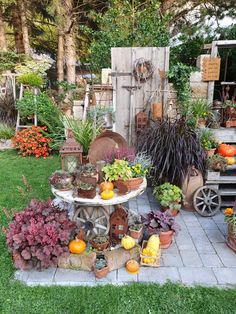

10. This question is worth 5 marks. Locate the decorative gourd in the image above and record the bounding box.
[125,259,140,274]
[143,257,155,264]
[69,238,86,254]
[101,189,115,200]
[225,157,235,165]
[100,181,114,192]
[146,234,160,252]
[218,144,236,157]
[121,235,135,250]
[142,247,157,257]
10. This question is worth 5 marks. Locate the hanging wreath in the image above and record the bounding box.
[133,58,154,83]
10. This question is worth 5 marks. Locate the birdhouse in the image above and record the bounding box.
[135,111,148,133]
[109,205,128,244]
[59,129,83,172]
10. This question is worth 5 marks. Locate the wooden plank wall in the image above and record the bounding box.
[111,47,169,145]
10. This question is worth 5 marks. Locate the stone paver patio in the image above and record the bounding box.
[15,188,236,288]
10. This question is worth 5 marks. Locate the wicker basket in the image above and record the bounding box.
[140,240,161,267]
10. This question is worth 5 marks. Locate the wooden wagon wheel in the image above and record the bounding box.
[193,186,221,217]
[73,206,110,238]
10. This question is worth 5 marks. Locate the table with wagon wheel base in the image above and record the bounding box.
[51,178,147,239]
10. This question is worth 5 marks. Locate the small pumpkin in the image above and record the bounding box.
[101,189,115,200]
[121,235,135,250]
[100,181,114,192]
[69,238,86,254]
[225,157,235,165]
[218,144,236,157]
[126,259,140,274]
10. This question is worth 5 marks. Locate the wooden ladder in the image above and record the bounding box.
[15,84,38,133]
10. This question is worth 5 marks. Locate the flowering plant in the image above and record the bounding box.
[5,199,76,270]
[224,206,236,233]
[104,147,136,163]
[13,126,51,157]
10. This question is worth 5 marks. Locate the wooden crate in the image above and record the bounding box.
[140,240,161,268]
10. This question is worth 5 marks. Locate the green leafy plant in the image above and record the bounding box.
[0,51,26,73]
[191,99,213,120]
[137,119,205,186]
[207,154,227,172]
[64,117,102,154]
[153,183,183,209]
[77,181,95,191]
[102,159,133,182]
[198,128,218,150]
[130,152,152,177]
[17,73,43,87]
[0,123,14,139]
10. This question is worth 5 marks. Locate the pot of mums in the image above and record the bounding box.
[224,206,236,252]
[198,128,218,157]
[73,163,98,186]
[74,181,96,199]
[90,235,110,251]
[49,170,74,191]
[141,210,180,249]
[93,254,109,279]
[153,183,183,216]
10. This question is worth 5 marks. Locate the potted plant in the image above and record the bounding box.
[93,255,109,279]
[75,181,96,199]
[153,183,183,216]
[198,128,218,157]
[141,210,180,249]
[90,235,110,251]
[207,154,227,172]
[49,170,73,190]
[224,206,236,252]
[222,100,236,127]
[73,163,98,185]
[129,223,143,240]
[191,99,213,128]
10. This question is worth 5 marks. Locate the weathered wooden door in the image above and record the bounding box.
[111,47,169,144]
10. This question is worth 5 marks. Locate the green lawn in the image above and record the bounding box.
[0,150,236,314]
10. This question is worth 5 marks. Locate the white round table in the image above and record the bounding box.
[51,178,147,238]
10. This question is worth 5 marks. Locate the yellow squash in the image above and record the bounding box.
[225,157,235,165]
[146,234,160,251]
[121,235,135,250]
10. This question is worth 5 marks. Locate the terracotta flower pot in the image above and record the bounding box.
[129,227,143,240]
[159,230,174,249]
[114,177,143,194]
[205,149,215,157]
[226,223,236,253]
[90,239,110,251]
[197,118,207,128]
[94,265,109,279]
[77,188,96,199]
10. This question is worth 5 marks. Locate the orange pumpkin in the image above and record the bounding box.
[100,181,114,192]
[125,259,140,274]
[101,189,115,200]
[218,144,236,157]
[69,238,86,254]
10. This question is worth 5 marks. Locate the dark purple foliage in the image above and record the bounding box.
[104,147,136,163]
[141,210,180,235]
[6,199,76,270]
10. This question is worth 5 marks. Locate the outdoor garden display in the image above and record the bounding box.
[207,154,227,172]
[49,170,74,190]
[224,206,236,252]
[198,128,218,157]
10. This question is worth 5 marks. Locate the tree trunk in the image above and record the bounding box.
[64,0,76,84]
[160,0,176,13]
[0,6,7,51]
[57,29,64,81]
[12,5,25,53]
[17,0,31,55]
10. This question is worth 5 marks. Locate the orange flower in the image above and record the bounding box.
[224,208,233,216]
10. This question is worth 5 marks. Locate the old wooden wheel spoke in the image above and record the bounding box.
[95,223,107,230]
[194,186,221,217]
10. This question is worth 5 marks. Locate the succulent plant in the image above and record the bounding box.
[129,223,143,231]
[207,154,227,172]
[92,235,109,244]
[77,181,95,190]
[95,257,107,270]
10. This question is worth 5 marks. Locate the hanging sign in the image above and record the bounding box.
[202,57,221,81]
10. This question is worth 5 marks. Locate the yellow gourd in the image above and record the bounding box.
[143,257,155,264]
[142,247,157,257]
[146,234,160,251]
[121,235,135,250]
[225,157,235,165]
[101,189,115,200]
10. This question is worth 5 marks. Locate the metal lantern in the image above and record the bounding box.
[59,129,83,172]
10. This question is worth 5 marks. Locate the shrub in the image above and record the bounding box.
[5,199,76,270]
[17,73,43,88]
[13,126,52,157]
[0,123,14,139]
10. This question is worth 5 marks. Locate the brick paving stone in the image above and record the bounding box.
[212,211,225,223]
[117,268,138,283]
[212,243,236,267]
[192,239,215,253]
[205,229,225,243]
[139,267,180,284]
[175,234,196,251]
[180,251,203,267]
[216,223,227,236]
[187,227,206,238]
[137,204,151,214]
[162,243,179,254]
[199,253,223,267]
[54,269,95,284]
[184,220,202,228]
[213,268,236,285]
[197,218,218,229]
[179,267,217,286]
[162,253,183,267]
[27,267,56,285]
[96,270,117,284]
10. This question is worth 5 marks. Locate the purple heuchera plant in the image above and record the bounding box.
[6,199,76,270]
[104,147,136,163]
[141,210,180,235]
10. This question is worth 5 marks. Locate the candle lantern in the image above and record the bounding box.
[59,129,83,172]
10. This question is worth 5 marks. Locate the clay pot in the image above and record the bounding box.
[129,227,143,240]
[79,173,98,185]
[197,118,207,128]
[82,155,90,164]
[114,177,143,194]
[77,188,96,199]
[171,209,179,217]
[205,149,215,157]
[94,265,109,279]
[226,223,236,253]
[159,230,174,249]
[90,239,110,251]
